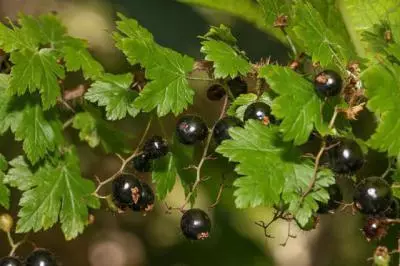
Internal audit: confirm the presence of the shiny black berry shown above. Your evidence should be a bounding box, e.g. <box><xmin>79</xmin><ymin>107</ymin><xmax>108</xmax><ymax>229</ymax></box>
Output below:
<box><xmin>25</xmin><ymin>249</ymin><xmax>57</xmax><ymax>266</ymax></box>
<box><xmin>207</xmin><ymin>84</ymin><xmax>226</xmax><ymax>101</ymax></box>
<box><xmin>176</xmin><ymin>115</ymin><xmax>208</xmax><ymax>145</ymax></box>
<box><xmin>317</xmin><ymin>183</ymin><xmax>343</xmax><ymax>214</ymax></box>
<box><xmin>362</xmin><ymin>217</ymin><xmax>387</xmax><ymax>240</ymax></box>
<box><xmin>112</xmin><ymin>175</ymin><xmax>142</xmax><ymax>209</ymax></box>
<box><xmin>354</xmin><ymin>176</ymin><xmax>392</xmax><ymax>215</ymax></box>
<box><xmin>213</xmin><ymin>116</ymin><xmax>244</xmax><ymax>145</ymax></box>
<box><xmin>227</xmin><ymin>77</ymin><xmax>247</xmax><ymax>98</ymax></box>
<box><xmin>132</xmin><ymin>153</ymin><xmax>152</xmax><ymax>172</ymax></box>
<box><xmin>384</xmin><ymin>197</ymin><xmax>400</xmax><ymax>219</ymax></box>
<box><xmin>328</xmin><ymin>138</ymin><xmax>364</xmax><ymax>174</ymax></box>
<box><xmin>0</xmin><ymin>257</ymin><xmax>22</xmax><ymax>266</ymax></box>
<box><xmin>314</xmin><ymin>70</ymin><xmax>343</xmax><ymax>97</ymax></box>
<box><xmin>243</xmin><ymin>102</ymin><xmax>275</xmax><ymax>125</ymax></box>
<box><xmin>131</xmin><ymin>182</ymin><xmax>155</xmax><ymax>212</ymax></box>
<box><xmin>181</xmin><ymin>209</ymin><xmax>211</xmax><ymax>240</ymax></box>
<box><xmin>143</xmin><ymin>136</ymin><xmax>168</xmax><ymax>159</ymax></box>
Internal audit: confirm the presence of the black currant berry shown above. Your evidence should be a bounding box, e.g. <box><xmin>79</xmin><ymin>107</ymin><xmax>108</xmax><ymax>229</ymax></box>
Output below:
<box><xmin>132</xmin><ymin>153</ymin><xmax>152</xmax><ymax>172</ymax></box>
<box><xmin>143</xmin><ymin>136</ymin><xmax>168</xmax><ymax>159</ymax></box>
<box><xmin>317</xmin><ymin>184</ymin><xmax>343</xmax><ymax>214</ymax></box>
<box><xmin>0</xmin><ymin>257</ymin><xmax>22</xmax><ymax>266</ymax></box>
<box><xmin>243</xmin><ymin>102</ymin><xmax>275</xmax><ymax>125</ymax></box>
<box><xmin>207</xmin><ymin>84</ymin><xmax>226</xmax><ymax>101</ymax></box>
<box><xmin>314</xmin><ymin>70</ymin><xmax>343</xmax><ymax>97</ymax></box>
<box><xmin>362</xmin><ymin>217</ymin><xmax>387</xmax><ymax>241</ymax></box>
<box><xmin>353</xmin><ymin>176</ymin><xmax>392</xmax><ymax>215</ymax></box>
<box><xmin>213</xmin><ymin>116</ymin><xmax>244</xmax><ymax>145</ymax></box>
<box><xmin>131</xmin><ymin>182</ymin><xmax>155</xmax><ymax>212</ymax></box>
<box><xmin>25</xmin><ymin>249</ymin><xmax>57</xmax><ymax>266</ymax></box>
<box><xmin>181</xmin><ymin>209</ymin><xmax>211</xmax><ymax>240</ymax></box>
<box><xmin>328</xmin><ymin>138</ymin><xmax>364</xmax><ymax>174</ymax></box>
<box><xmin>384</xmin><ymin>197</ymin><xmax>400</xmax><ymax>219</ymax></box>
<box><xmin>227</xmin><ymin>77</ymin><xmax>247</xmax><ymax>98</ymax></box>
<box><xmin>112</xmin><ymin>175</ymin><xmax>142</xmax><ymax>209</ymax></box>
<box><xmin>176</xmin><ymin>115</ymin><xmax>208</xmax><ymax>145</ymax></box>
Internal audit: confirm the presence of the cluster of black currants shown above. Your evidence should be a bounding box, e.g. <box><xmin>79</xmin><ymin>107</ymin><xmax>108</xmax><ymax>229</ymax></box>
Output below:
<box><xmin>0</xmin><ymin>249</ymin><xmax>57</xmax><ymax>266</ymax></box>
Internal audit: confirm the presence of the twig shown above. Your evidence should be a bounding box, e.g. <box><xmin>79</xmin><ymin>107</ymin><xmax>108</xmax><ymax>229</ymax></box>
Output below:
<box><xmin>180</xmin><ymin>95</ymin><xmax>229</xmax><ymax>210</ymax></box>
<box><xmin>62</xmin><ymin>117</ymin><xmax>74</xmax><ymax>130</ymax></box>
<box><xmin>92</xmin><ymin>116</ymin><xmax>153</xmax><ymax>198</ymax></box>
<box><xmin>255</xmin><ymin>211</ymin><xmax>283</xmax><ymax>238</ymax></box>
<box><xmin>281</xmin><ymin>28</ymin><xmax>297</xmax><ymax>57</ymax></box>
<box><xmin>209</xmin><ymin>183</ymin><xmax>225</xmax><ymax>209</ymax></box>
<box><xmin>6</xmin><ymin>232</ymin><xmax>27</xmax><ymax>256</ymax></box>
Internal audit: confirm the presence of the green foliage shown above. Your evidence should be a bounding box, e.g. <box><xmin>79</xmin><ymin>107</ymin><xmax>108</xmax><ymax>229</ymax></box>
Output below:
<box><xmin>14</xmin><ymin>149</ymin><xmax>99</xmax><ymax>240</ymax></box>
<box><xmin>85</xmin><ymin>73</ymin><xmax>139</xmax><ymax>120</ymax></box>
<box><xmin>259</xmin><ymin>65</ymin><xmax>326</xmax><ymax>145</ymax></box>
<box><xmin>257</xmin><ymin>0</ymin><xmax>291</xmax><ymax>27</ymax></box>
<box><xmin>227</xmin><ymin>93</ymin><xmax>272</xmax><ymax>120</ymax></box>
<box><xmin>152</xmin><ymin>153</ymin><xmax>178</xmax><ymax>200</ymax></box>
<box><xmin>113</xmin><ymin>14</ymin><xmax>195</xmax><ymax>117</ymax></box>
<box><xmin>4</xmin><ymin>156</ymin><xmax>34</xmax><ymax>191</ymax></box>
<box><xmin>0</xmin><ymin>154</ymin><xmax>9</xmax><ymax>209</ymax></box>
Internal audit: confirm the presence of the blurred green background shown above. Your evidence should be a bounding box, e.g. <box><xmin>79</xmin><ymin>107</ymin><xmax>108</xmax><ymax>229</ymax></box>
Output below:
<box><xmin>0</xmin><ymin>0</ymin><xmax>395</xmax><ymax>265</ymax></box>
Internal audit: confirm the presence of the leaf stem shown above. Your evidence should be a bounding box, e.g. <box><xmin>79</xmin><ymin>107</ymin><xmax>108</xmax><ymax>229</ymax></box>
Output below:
<box><xmin>281</xmin><ymin>28</ymin><xmax>297</xmax><ymax>57</ymax></box>
<box><xmin>92</xmin><ymin>116</ymin><xmax>154</xmax><ymax>198</ymax></box>
<box><xmin>180</xmin><ymin>95</ymin><xmax>229</xmax><ymax>210</ymax></box>
<box><xmin>6</xmin><ymin>231</ymin><xmax>26</xmax><ymax>256</ymax></box>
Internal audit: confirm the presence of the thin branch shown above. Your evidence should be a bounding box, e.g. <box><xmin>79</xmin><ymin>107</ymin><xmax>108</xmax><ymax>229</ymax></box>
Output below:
<box><xmin>186</xmin><ymin>76</ymin><xmax>216</xmax><ymax>82</ymax></box>
<box><xmin>281</xmin><ymin>28</ymin><xmax>297</xmax><ymax>57</ymax></box>
<box><xmin>92</xmin><ymin>116</ymin><xmax>154</xmax><ymax>198</ymax></box>
<box><xmin>209</xmin><ymin>183</ymin><xmax>225</xmax><ymax>209</ymax></box>
<box><xmin>180</xmin><ymin>95</ymin><xmax>229</xmax><ymax>210</ymax></box>
<box><xmin>6</xmin><ymin>231</ymin><xmax>27</xmax><ymax>256</ymax></box>
<box><xmin>62</xmin><ymin>117</ymin><xmax>74</xmax><ymax>130</ymax></box>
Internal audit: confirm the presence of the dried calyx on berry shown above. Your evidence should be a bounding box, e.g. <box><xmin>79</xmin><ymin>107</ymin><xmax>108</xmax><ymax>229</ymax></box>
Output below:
<box><xmin>0</xmin><ymin>256</ymin><xmax>23</xmax><ymax>266</ymax></box>
<box><xmin>353</xmin><ymin>176</ymin><xmax>392</xmax><ymax>215</ymax></box>
<box><xmin>25</xmin><ymin>249</ymin><xmax>58</xmax><ymax>266</ymax></box>
<box><xmin>243</xmin><ymin>102</ymin><xmax>276</xmax><ymax>125</ymax></box>
<box><xmin>227</xmin><ymin>77</ymin><xmax>247</xmax><ymax>98</ymax></box>
<box><xmin>362</xmin><ymin>217</ymin><xmax>387</xmax><ymax>241</ymax></box>
<box><xmin>314</xmin><ymin>70</ymin><xmax>343</xmax><ymax>97</ymax></box>
<box><xmin>131</xmin><ymin>182</ymin><xmax>155</xmax><ymax>213</ymax></box>
<box><xmin>317</xmin><ymin>183</ymin><xmax>343</xmax><ymax>214</ymax></box>
<box><xmin>143</xmin><ymin>136</ymin><xmax>168</xmax><ymax>160</ymax></box>
<box><xmin>112</xmin><ymin>175</ymin><xmax>142</xmax><ymax>210</ymax></box>
<box><xmin>213</xmin><ymin>116</ymin><xmax>244</xmax><ymax>145</ymax></box>
<box><xmin>207</xmin><ymin>84</ymin><xmax>226</xmax><ymax>101</ymax></box>
<box><xmin>327</xmin><ymin>138</ymin><xmax>364</xmax><ymax>174</ymax></box>
<box><xmin>176</xmin><ymin>115</ymin><xmax>208</xmax><ymax>145</ymax></box>
<box><xmin>132</xmin><ymin>153</ymin><xmax>152</xmax><ymax>172</ymax></box>
<box><xmin>180</xmin><ymin>209</ymin><xmax>211</xmax><ymax>240</ymax></box>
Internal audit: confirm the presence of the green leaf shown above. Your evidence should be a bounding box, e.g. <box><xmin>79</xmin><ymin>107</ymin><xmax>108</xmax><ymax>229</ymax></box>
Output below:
<box><xmin>259</xmin><ymin>65</ymin><xmax>325</xmax><ymax>145</ymax></box>
<box><xmin>14</xmin><ymin>103</ymin><xmax>64</xmax><ymax>164</ymax></box>
<box><xmin>361</xmin><ymin>21</ymin><xmax>392</xmax><ymax>55</ymax></box>
<box><xmin>114</xmin><ymin>15</ymin><xmax>195</xmax><ymax>116</ymax></box>
<box><xmin>0</xmin><ymin>74</ymin><xmax>17</xmax><ymax>134</ymax></box>
<box><xmin>257</xmin><ymin>0</ymin><xmax>291</xmax><ymax>26</ymax></box>
<box><xmin>227</xmin><ymin>93</ymin><xmax>273</xmax><ymax>120</ymax></box>
<box><xmin>362</xmin><ymin>62</ymin><xmax>400</xmax><ymax>156</ymax></box>
<box><xmin>16</xmin><ymin>149</ymin><xmax>100</xmax><ymax>240</ymax></box>
<box><xmin>72</xmin><ymin>110</ymin><xmax>130</xmax><ymax>153</ymax></box>
<box><xmin>9</xmin><ymin>49</ymin><xmax>65</xmax><ymax>109</ymax></box>
<box><xmin>200</xmin><ymin>39</ymin><xmax>251</xmax><ymax>79</ymax></box>
<box><xmin>61</xmin><ymin>37</ymin><xmax>104</xmax><ymax>79</ymax></box>
<box><xmin>200</xmin><ymin>24</ymin><xmax>237</xmax><ymax>45</ymax></box>
<box><xmin>0</xmin><ymin>154</ymin><xmax>9</xmax><ymax>209</ymax></box>
<box><xmin>152</xmin><ymin>153</ymin><xmax>177</xmax><ymax>200</ymax></box>
<box><xmin>283</xmin><ymin>164</ymin><xmax>334</xmax><ymax>227</ymax></box>
<box><xmin>217</xmin><ymin>121</ymin><xmax>296</xmax><ymax>207</ymax></box>
<box><xmin>85</xmin><ymin>73</ymin><xmax>139</xmax><ymax>120</ymax></box>
<box><xmin>292</xmin><ymin>2</ymin><xmax>354</xmax><ymax>68</ymax></box>
<box><xmin>4</xmin><ymin>156</ymin><xmax>34</xmax><ymax>191</ymax></box>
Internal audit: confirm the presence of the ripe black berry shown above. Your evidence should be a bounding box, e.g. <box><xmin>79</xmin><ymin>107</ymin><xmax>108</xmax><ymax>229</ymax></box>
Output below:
<box><xmin>314</xmin><ymin>70</ymin><xmax>343</xmax><ymax>97</ymax></box>
<box><xmin>181</xmin><ymin>209</ymin><xmax>211</xmax><ymax>240</ymax></box>
<box><xmin>353</xmin><ymin>176</ymin><xmax>392</xmax><ymax>215</ymax></box>
<box><xmin>243</xmin><ymin>102</ymin><xmax>275</xmax><ymax>125</ymax></box>
<box><xmin>0</xmin><ymin>257</ymin><xmax>22</xmax><ymax>266</ymax></box>
<box><xmin>213</xmin><ymin>116</ymin><xmax>244</xmax><ymax>145</ymax></box>
<box><xmin>384</xmin><ymin>197</ymin><xmax>400</xmax><ymax>219</ymax></box>
<box><xmin>207</xmin><ymin>84</ymin><xmax>226</xmax><ymax>101</ymax></box>
<box><xmin>112</xmin><ymin>175</ymin><xmax>142</xmax><ymax>209</ymax></box>
<box><xmin>176</xmin><ymin>115</ymin><xmax>208</xmax><ymax>145</ymax></box>
<box><xmin>227</xmin><ymin>77</ymin><xmax>247</xmax><ymax>97</ymax></box>
<box><xmin>317</xmin><ymin>183</ymin><xmax>343</xmax><ymax>214</ymax></box>
<box><xmin>132</xmin><ymin>153</ymin><xmax>152</xmax><ymax>172</ymax></box>
<box><xmin>362</xmin><ymin>217</ymin><xmax>387</xmax><ymax>241</ymax></box>
<box><xmin>131</xmin><ymin>182</ymin><xmax>155</xmax><ymax>212</ymax></box>
<box><xmin>328</xmin><ymin>138</ymin><xmax>364</xmax><ymax>174</ymax></box>
<box><xmin>25</xmin><ymin>249</ymin><xmax>57</xmax><ymax>266</ymax></box>
<box><xmin>143</xmin><ymin>136</ymin><xmax>168</xmax><ymax>159</ymax></box>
